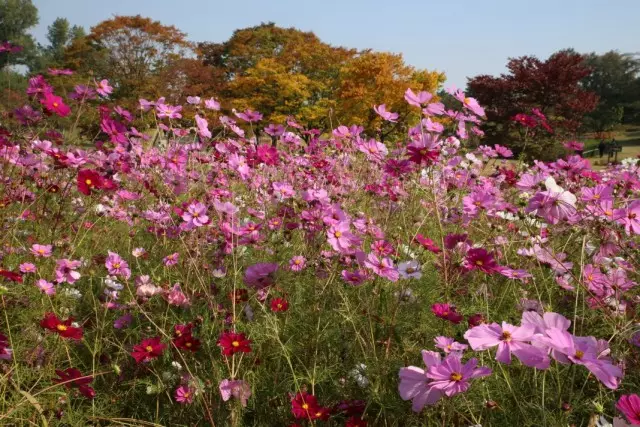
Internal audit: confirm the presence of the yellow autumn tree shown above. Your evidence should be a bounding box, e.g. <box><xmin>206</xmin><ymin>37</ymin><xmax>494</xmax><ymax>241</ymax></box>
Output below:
<box><xmin>336</xmin><ymin>51</ymin><xmax>445</xmax><ymax>134</ymax></box>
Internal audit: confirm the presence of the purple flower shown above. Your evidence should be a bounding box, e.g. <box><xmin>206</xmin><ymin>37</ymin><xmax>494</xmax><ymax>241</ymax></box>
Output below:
<box><xmin>219</xmin><ymin>379</ymin><xmax>252</xmax><ymax>407</ymax></box>
<box><xmin>244</xmin><ymin>263</ymin><xmax>278</xmax><ymax>289</ymax></box>
<box><xmin>426</xmin><ymin>354</ymin><xmax>491</xmax><ymax>397</ymax></box>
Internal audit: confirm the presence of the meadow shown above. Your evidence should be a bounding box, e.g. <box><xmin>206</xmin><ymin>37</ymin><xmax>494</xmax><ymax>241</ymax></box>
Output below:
<box><xmin>0</xmin><ymin>74</ymin><xmax>639</xmax><ymax>427</ymax></box>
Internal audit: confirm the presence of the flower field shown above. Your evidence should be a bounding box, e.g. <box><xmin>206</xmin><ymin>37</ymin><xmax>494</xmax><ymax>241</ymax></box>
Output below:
<box><xmin>1</xmin><ymin>74</ymin><xmax>640</xmax><ymax>426</ymax></box>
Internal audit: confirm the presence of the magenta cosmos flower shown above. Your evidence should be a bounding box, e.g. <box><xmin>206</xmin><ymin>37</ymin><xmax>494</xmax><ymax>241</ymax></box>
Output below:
<box><xmin>327</xmin><ymin>221</ymin><xmax>359</xmax><ymax>253</ymax></box>
<box><xmin>244</xmin><ymin>263</ymin><xmax>278</xmax><ymax>289</ymax></box>
<box><xmin>182</xmin><ymin>201</ymin><xmax>209</xmax><ymax>228</ymax></box>
<box><xmin>364</xmin><ymin>253</ymin><xmax>399</xmax><ymax>282</ymax></box>
<box><xmin>175</xmin><ymin>385</ymin><xmax>195</xmax><ymax>404</ymax></box>
<box><xmin>373</xmin><ymin>104</ymin><xmax>399</xmax><ymax>122</ymax></box>
<box><xmin>616</xmin><ymin>394</ymin><xmax>640</xmax><ymax>425</ymax></box>
<box><xmin>105</xmin><ymin>251</ymin><xmax>131</xmax><ymax>280</ymax></box>
<box><xmin>31</xmin><ymin>244</ymin><xmax>52</xmax><ymax>257</ymax></box>
<box><xmin>426</xmin><ymin>354</ymin><xmax>491</xmax><ymax>397</ymax></box>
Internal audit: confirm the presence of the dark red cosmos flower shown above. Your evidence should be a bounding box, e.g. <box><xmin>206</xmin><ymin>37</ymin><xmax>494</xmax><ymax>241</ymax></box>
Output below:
<box><xmin>270</xmin><ymin>297</ymin><xmax>289</xmax><ymax>313</ymax></box>
<box><xmin>54</xmin><ymin>368</ymin><xmax>95</xmax><ymax>399</ymax></box>
<box><xmin>0</xmin><ymin>268</ymin><xmax>23</xmax><ymax>283</ymax></box>
<box><xmin>173</xmin><ymin>323</ymin><xmax>193</xmax><ymax>338</ymax></box>
<box><xmin>407</xmin><ymin>146</ymin><xmax>439</xmax><ymax>166</ymax></box>
<box><xmin>463</xmin><ymin>247</ymin><xmax>498</xmax><ymax>274</ymax></box>
<box><xmin>431</xmin><ymin>303</ymin><xmax>464</xmax><ymax>324</ymax></box>
<box><xmin>467</xmin><ymin>313</ymin><xmax>486</xmax><ymax>327</ymax></box>
<box><xmin>291</xmin><ymin>392</ymin><xmax>320</xmax><ymax>419</ymax></box>
<box><xmin>173</xmin><ymin>334</ymin><xmax>201</xmax><ymax>352</ymax></box>
<box><xmin>131</xmin><ymin>337</ymin><xmax>166</xmax><ymax>363</ymax></box>
<box><xmin>217</xmin><ymin>332</ymin><xmax>251</xmax><ymax>356</ymax></box>
<box><xmin>77</xmin><ymin>169</ymin><xmax>116</xmax><ymax>196</ymax></box>
<box><xmin>40</xmin><ymin>313</ymin><xmax>83</xmax><ymax>340</ymax></box>
<box><xmin>414</xmin><ymin>234</ymin><xmax>442</xmax><ymax>254</ymax></box>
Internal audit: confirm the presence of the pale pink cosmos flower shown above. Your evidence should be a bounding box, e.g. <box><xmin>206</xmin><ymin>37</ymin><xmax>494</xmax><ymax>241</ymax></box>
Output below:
<box><xmin>105</xmin><ymin>251</ymin><xmax>131</xmax><ymax>280</ymax></box>
<box><xmin>272</xmin><ymin>181</ymin><xmax>296</xmax><ymax>200</ymax></box>
<box><xmin>186</xmin><ymin>96</ymin><xmax>201</xmax><ymax>105</ymax></box>
<box><xmin>364</xmin><ymin>253</ymin><xmax>399</xmax><ymax>282</ymax></box>
<box><xmin>526</xmin><ymin>177</ymin><xmax>577</xmax><ymax>224</ymax></box>
<box><xmin>404</xmin><ymin>88</ymin><xmax>433</xmax><ymax>107</ymax></box>
<box><xmin>373</xmin><ymin>104</ymin><xmax>399</xmax><ymax>122</ymax></box>
<box><xmin>434</xmin><ymin>336</ymin><xmax>468</xmax><ymax>354</ymax></box>
<box><xmin>289</xmin><ymin>256</ymin><xmax>306</xmax><ymax>271</ymax></box>
<box><xmin>132</xmin><ymin>247</ymin><xmax>146</xmax><ymax>258</ymax></box>
<box><xmin>195</xmin><ymin>114</ymin><xmax>212</xmax><ymax>138</ymax></box>
<box><xmin>204</xmin><ymin>97</ymin><xmax>221</xmax><ymax>110</ymax></box>
<box><xmin>614</xmin><ymin>200</ymin><xmax>640</xmax><ymax>235</ymax></box>
<box><xmin>327</xmin><ymin>221</ymin><xmax>359</xmax><ymax>253</ymax></box>
<box><xmin>166</xmin><ymin>283</ymin><xmax>190</xmax><ymax>307</ymax></box>
<box><xmin>398</xmin><ymin>350</ymin><xmax>444</xmax><ymax>412</ymax></box>
<box><xmin>95</xmin><ymin>79</ymin><xmax>113</xmax><ymax>97</ymax></box>
<box><xmin>19</xmin><ymin>263</ymin><xmax>36</xmax><ymax>274</ymax></box>
<box><xmin>219</xmin><ymin>379</ymin><xmax>252</xmax><ymax>407</ymax></box>
<box><xmin>464</xmin><ymin>322</ymin><xmax>550</xmax><ymax>369</ymax></box>
<box><xmin>163</xmin><ymin>253</ymin><xmax>179</xmax><ymax>266</ymax></box>
<box><xmin>31</xmin><ymin>244</ymin><xmax>52</xmax><ymax>258</ymax></box>
<box><xmin>36</xmin><ymin>279</ymin><xmax>55</xmax><ymax>295</ymax></box>
<box><xmin>182</xmin><ymin>202</ymin><xmax>209</xmax><ymax>228</ymax></box>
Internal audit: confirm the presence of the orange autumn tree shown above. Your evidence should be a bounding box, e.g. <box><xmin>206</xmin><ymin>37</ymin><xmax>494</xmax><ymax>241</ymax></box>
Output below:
<box><xmin>65</xmin><ymin>15</ymin><xmax>193</xmax><ymax>103</ymax></box>
<box><xmin>336</xmin><ymin>51</ymin><xmax>445</xmax><ymax>136</ymax></box>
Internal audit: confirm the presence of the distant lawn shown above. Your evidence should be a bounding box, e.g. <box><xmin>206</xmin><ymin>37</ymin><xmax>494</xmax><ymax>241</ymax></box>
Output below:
<box><xmin>580</xmin><ymin>126</ymin><xmax>640</xmax><ymax>168</ymax></box>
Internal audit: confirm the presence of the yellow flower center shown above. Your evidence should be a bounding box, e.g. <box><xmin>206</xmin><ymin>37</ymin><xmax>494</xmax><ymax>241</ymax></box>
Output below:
<box><xmin>476</xmin><ymin>260</ymin><xmax>484</xmax><ymax>266</ymax></box>
<box><xmin>53</xmin><ymin>102</ymin><xmax>59</xmax><ymax>108</ymax></box>
<box><xmin>450</xmin><ymin>372</ymin><xmax>463</xmax><ymax>381</ymax></box>
<box><xmin>302</xmin><ymin>403</ymin><xmax>309</xmax><ymax>410</ymax></box>
<box><xmin>56</xmin><ymin>324</ymin><xmax>68</xmax><ymax>331</ymax></box>
<box><xmin>145</xmin><ymin>345</ymin><xmax>153</xmax><ymax>352</ymax></box>
<box><xmin>85</xmin><ymin>179</ymin><xmax>92</xmax><ymax>185</ymax></box>
<box><xmin>574</xmin><ymin>350</ymin><xmax>584</xmax><ymax>359</ymax></box>
<box><xmin>232</xmin><ymin>341</ymin><xmax>240</xmax><ymax>347</ymax></box>
<box><xmin>501</xmin><ymin>331</ymin><xmax>512</xmax><ymax>342</ymax></box>
<box><xmin>186</xmin><ymin>342</ymin><xmax>192</xmax><ymax>348</ymax></box>
<box><xmin>113</xmin><ymin>263</ymin><xmax>120</xmax><ymax>269</ymax></box>
<box><xmin>294</xmin><ymin>259</ymin><xmax>302</xmax><ymax>265</ymax></box>
<box><xmin>334</xmin><ymin>231</ymin><xmax>342</xmax><ymax>238</ymax></box>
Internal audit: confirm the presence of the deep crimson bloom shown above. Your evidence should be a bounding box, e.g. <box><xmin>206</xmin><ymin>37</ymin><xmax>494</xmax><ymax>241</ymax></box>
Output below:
<box><xmin>77</xmin><ymin>169</ymin><xmax>115</xmax><ymax>195</ymax></box>
<box><xmin>346</xmin><ymin>417</ymin><xmax>368</xmax><ymax>427</ymax></box>
<box><xmin>270</xmin><ymin>298</ymin><xmax>289</xmax><ymax>312</ymax></box>
<box><xmin>131</xmin><ymin>337</ymin><xmax>166</xmax><ymax>363</ymax></box>
<box><xmin>217</xmin><ymin>332</ymin><xmax>251</xmax><ymax>356</ymax></box>
<box><xmin>291</xmin><ymin>392</ymin><xmax>320</xmax><ymax>419</ymax></box>
<box><xmin>173</xmin><ymin>334</ymin><xmax>201</xmax><ymax>352</ymax></box>
<box><xmin>414</xmin><ymin>234</ymin><xmax>441</xmax><ymax>253</ymax></box>
<box><xmin>463</xmin><ymin>248</ymin><xmax>498</xmax><ymax>274</ymax></box>
<box><xmin>407</xmin><ymin>145</ymin><xmax>439</xmax><ymax>165</ymax></box>
<box><xmin>54</xmin><ymin>368</ymin><xmax>95</xmax><ymax>399</ymax></box>
<box><xmin>173</xmin><ymin>323</ymin><xmax>194</xmax><ymax>338</ymax></box>
<box><xmin>431</xmin><ymin>303</ymin><xmax>464</xmax><ymax>324</ymax></box>
<box><xmin>40</xmin><ymin>92</ymin><xmax>71</xmax><ymax>117</ymax></box>
<box><xmin>0</xmin><ymin>268</ymin><xmax>23</xmax><ymax>283</ymax></box>
<box><xmin>467</xmin><ymin>313</ymin><xmax>486</xmax><ymax>327</ymax></box>
<box><xmin>40</xmin><ymin>313</ymin><xmax>83</xmax><ymax>340</ymax></box>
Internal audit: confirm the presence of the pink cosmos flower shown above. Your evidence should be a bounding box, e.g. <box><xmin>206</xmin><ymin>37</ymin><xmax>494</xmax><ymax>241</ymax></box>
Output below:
<box><xmin>55</xmin><ymin>259</ymin><xmax>82</xmax><ymax>284</ymax></box>
<box><xmin>398</xmin><ymin>350</ymin><xmax>444</xmax><ymax>412</ymax></box>
<box><xmin>204</xmin><ymin>97</ymin><xmax>221</xmax><ymax>110</ymax></box>
<box><xmin>19</xmin><ymin>263</ymin><xmax>36</xmax><ymax>274</ymax></box>
<box><xmin>373</xmin><ymin>104</ymin><xmax>399</xmax><ymax>122</ymax></box>
<box><xmin>272</xmin><ymin>181</ymin><xmax>296</xmax><ymax>200</ymax></box>
<box><xmin>404</xmin><ymin>88</ymin><xmax>433</xmax><ymax>107</ymax></box>
<box><xmin>289</xmin><ymin>256</ymin><xmax>306</xmax><ymax>271</ymax></box>
<box><xmin>163</xmin><ymin>253</ymin><xmax>179</xmax><ymax>266</ymax></box>
<box><xmin>95</xmin><ymin>79</ymin><xmax>113</xmax><ymax>97</ymax></box>
<box><xmin>535</xmin><ymin>328</ymin><xmax>623</xmax><ymax>389</ymax></box>
<box><xmin>34</xmin><ymin>239</ymin><xmax>55</xmax><ymax>254</ymax></box>
<box><xmin>175</xmin><ymin>385</ymin><xmax>194</xmax><ymax>404</ymax></box>
<box><xmin>155</xmin><ymin>103</ymin><xmax>182</xmax><ymax>119</ymax></box>
<box><xmin>36</xmin><ymin>279</ymin><xmax>55</xmax><ymax>295</ymax></box>
<box><xmin>614</xmin><ymin>200</ymin><xmax>640</xmax><ymax>235</ymax></box>
<box><xmin>182</xmin><ymin>202</ymin><xmax>209</xmax><ymax>228</ymax></box>
<box><xmin>105</xmin><ymin>251</ymin><xmax>131</xmax><ymax>280</ymax></box>
<box><xmin>364</xmin><ymin>253</ymin><xmax>399</xmax><ymax>282</ymax></box>
<box><xmin>464</xmin><ymin>322</ymin><xmax>550</xmax><ymax>369</ymax></box>
<box><xmin>426</xmin><ymin>354</ymin><xmax>491</xmax><ymax>397</ymax></box>
<box><xmin>166</xmin><ymin>284</ymin><xmax>190</xmax><ymax>307</ymax></box>
<box><xmin>195</xmin><ymin>114</ymin><xmax>212</xmax><ymax>139</ymax></box>
<box><xmin>341</xmin><ymin>269</ymin><xmax>368</xmax><ymax>286</ymax></box>
<box><xmin>526</xmin><ymin>177</ymin><xmax>577</xmax><ymax>225</ymax></box>
<box><xmin>327</xmin><ymin>222</ymin><xmax>359</xmax><ymax>253</ymax></box>
<box><xmin>453</xmin><ymin>89</ymin><xmax>485</xmax><ymax>117</ymax></box>
<box><xmin>186</xmin><ymin>96</ymin><xmax>201</xmax><ymax>104</ymax></box>
<box><xmin>235</xmin><ymin>109</ymin><xmax>263</xmax><ymax>122</ymax></box>
<box><xmin>434</xmin><ymin>336</ymin><xmax>468</xmax><ymax>354</ymax></box>
<box><xmin>219</xmin><ymin>379</ymin><xmax>252</xmax><ymax>407</ymax></box>
<box><xmin>463</xmin><ymin>248</ymin><xmax>498</xmax><ymax>274</ymax></box>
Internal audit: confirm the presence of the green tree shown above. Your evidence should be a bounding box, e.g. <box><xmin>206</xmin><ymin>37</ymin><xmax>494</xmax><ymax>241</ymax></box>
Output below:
<box><xmin>582</xmin><ymin>51</ymin><xmax>640</xmax><ymax>130</ymax></box>
<box><xmin>0</xmin><ymin>0</ymin><xmax>38</xmax><ymax>69</ymax></box>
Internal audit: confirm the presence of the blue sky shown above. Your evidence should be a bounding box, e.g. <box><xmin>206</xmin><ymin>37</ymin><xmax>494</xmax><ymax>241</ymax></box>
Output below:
<box><xmin>31</xmin><ymin>0</ymin><xmax>640</xmax><ymax>88</ymax></box>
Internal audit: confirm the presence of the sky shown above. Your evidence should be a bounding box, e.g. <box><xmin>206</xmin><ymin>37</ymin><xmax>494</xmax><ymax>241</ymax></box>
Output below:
<box><xmin>30</xmin><ymin>0</ymin><xmax>640</xmax><ymax>88</ymax></box>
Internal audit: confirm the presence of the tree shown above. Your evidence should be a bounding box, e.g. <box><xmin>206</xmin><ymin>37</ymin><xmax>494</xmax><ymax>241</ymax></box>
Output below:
<box><xmin>582</xmin><ymin>51</ymin><xmax>640</xmax><ymax>130</ymax></box>
<box><xmin>467</xmin><ymin>50</ymin><xmax>598</xmax><ymax>155</ymax></box>
<box><xmin>336</xmin><ymin>51</ymin><xmax>445</xmax><ymax>134</ymax></box>
<box><xmin>44</xmin><ymin>18</ymin><xmax>85</xmax><ymax>63</ymax></box>
<box><xmin>0</xmin><ymin>0</ymin><xmax>38</xmax><ymax>69</ymax></box>
<box><xmin>198</xmin><ymin>23</ymin><xmax>356</xmax><ymax>126</ymax></box>
<box><xmin>65</xmin><ymin>15</ymin><xmax>192</xmax><ymax>100</ymax></box>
